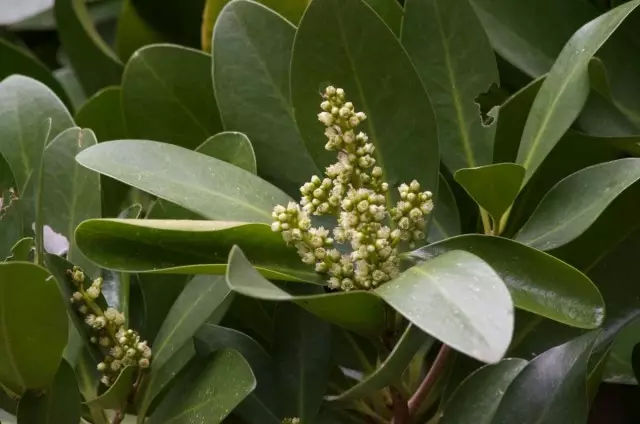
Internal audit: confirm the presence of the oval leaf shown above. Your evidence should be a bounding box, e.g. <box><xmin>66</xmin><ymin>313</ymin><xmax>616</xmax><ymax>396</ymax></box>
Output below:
<box><xmin>428</xmin><ymin>174</ymin><xmax>461</xmax><ymax>243</ymax></box>
<box><xmin>75</xmin><ymin>86</ymin><xmax>128</xmax><ymax>142</ymax></box>
<box><xmin>376</xmin><ymin>250</ymin><xmax>514</xmax><ymax>363</ymax></box>
<box><xmin>516</xmin><ymin>158</ymin><xmax>640</xmax><ymax>250</ymax></box>
<box><xmin>197</xmin><ymin>132</ymin><xmax>257</xmax><ymax>174</ymax></box>
<box><xmin>75</xmin><ymin>139</ymin><xmax>292</xmax><ymax>222</ymax></box>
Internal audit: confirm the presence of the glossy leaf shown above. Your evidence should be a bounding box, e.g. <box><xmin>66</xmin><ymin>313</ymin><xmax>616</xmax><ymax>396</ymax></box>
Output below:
<box><xmin>363</xmin><ymin>0</ymin><xmax>403</xmax><ymax>35</ymax></box>
<box><xmin>440</xmin><ymin>358</ymin><xmax>528</xmax><ymax>424</ymax></box>
<box><xmin>5</xmin><ymin>238</ymin><xmax>33</xmax><ymax>262</ymax></box>
<box><xmin>412</xmin><ymin>235</ymin><xmax>604</xmax><ymax>329</ymax></box>
<box><xmin>213</xmin><ymin>0</ymin><xmax>318</xmax><ymax>195</ymax></box>
<box><xmin>402</xmin><ymin>0</ymin><xmax>499</xmax><ymax>172</ymax></box>
<box><xmin>0</xmin><ymin>262</ymin><xmax>67</xmax><ymax>393</ymax></box>
<box><xmin>16</xmin><ymin>360</ymin><xmax>80</xmax><ymax>424</ymax></box>
<box><xmin>515</xmin><ymin>0</ymin><xmax>640</xmax><ymax>184</ymax></box>
<box><xmin>75</xmin><ymin>219</ymin><xmax>316</xmax><ymax>282</ymax></box>
<box><xmin>226</xmin><ymin>246</ymin><xmax>386</xmax><ymax>335</ymax></box>
<box><xmin>274</xmin><ymin>302</ymin><xmax>331</xmax><ymax>423</ymax></box>
<box><xmin>123</xmin><ymin>44</ymin><xmax>222</xmax><ymax>149</ymax></box>
<box><xmin>148</xmin><ymin>349</ymin><xmax>256</xmax><ymax>424</ymax></box>
<box><xmin>84</xmin><ymin>367</ymin><xmax>133</xmax><ymax>410</ymax></box>
<box><xmin>197</xmin><ymin>132</ymin><xmax>256</xmax><ymax>174</ymax></box>
<box><xmin>75</xmin><ymin>139</ymin><xmax>292</xmax><ymax>222</ymax></box>
<box><xmin>428</xmin><ymin>174</ymin><xmax>461</xmax><ymax>243</ymax></box>
<box><xmin>0</xmin><ymin>38</ymin><xmax>70</xmax><ymax>106</ymax></box>
<box><xmin>291</xmin><ymin>0</ymin><xmax>439</xmax><ymax>212</ymax></box>
<box><xmin>0</xmin><ymin>75</ymin><xmax>73</xmax><ymax>194</ymax></box>
<box><xmin>516</xmin><ymin>158</ymin><xmax>640</xmax><ymax>250</ymax></box>
<box><xmin>454</xmin><ymin>163</ymin><xmax>525</xmax><ymax>225</ymax></box>
<box><xmin>377</xmin><ymin>250</ymin><xmax>513</xmax><ymax>363</ymax></box>
<box><xmin>151</xmin><ymin>275</ymin><xmax>233</xmax><ymax>371</ymax></box>
<box><xmin>55</xmin><ymin>0</ymin><xmax>123</xmax><ymax>95</ymax></box>
<box><xmin>327</xmin><ymin>324</ymin><xmax>428</xmax><ymax>401</ymax></box>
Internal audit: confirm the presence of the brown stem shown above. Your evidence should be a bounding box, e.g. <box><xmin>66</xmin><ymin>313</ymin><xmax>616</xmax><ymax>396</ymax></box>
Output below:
<box><xmin>407</xmin><ymin>345</ymin><xmax>452</xmax><ymax>417</ymax></box>
<box><xmin>111</xmin><ymin>410</ymin><xmax>124</xmax><ymax>424</ymax></box>
<box><xmin>390</xmin><ymin>386</ymin><xmax>409</xmax><ymax>424</ymax></box>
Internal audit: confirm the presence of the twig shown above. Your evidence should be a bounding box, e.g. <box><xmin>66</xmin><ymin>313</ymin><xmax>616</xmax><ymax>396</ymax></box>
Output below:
<box><xmin>390</xmin><ymin>387</ymin><xmax>410</xmax><ymax>424</ymax></box>
<box><xmin>111</xmin><ymin>410</ymin><xmax>124</xmax><ymax>424</ymax></box>
<box><xmin>407</xmin><ymin>345</ymin><xmax>452</xmax><ymax>417</ymax></box>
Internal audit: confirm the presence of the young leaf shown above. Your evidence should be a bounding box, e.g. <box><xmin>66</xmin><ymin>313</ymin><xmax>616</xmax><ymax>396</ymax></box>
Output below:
<box><xmin>54</xmin><ymin>0</ymin><xmax>123</xmax><ymax>95</ymax></box>
<box><xmin>428</xmin><ymin>174</ymin><xmax>461</xmax><ymax>243</ymax></box>
<box><xmin>0</xmin><ymin>262</ymin><xmax>68</xmax><ymax>394</ymax></box>
<box><xmin>75</xmin><ymin>140</ymin><xmax>292</xmax><ymax>222</ymax></box>
<box><xmin>84</xmin><ymin>367</ymin><xmax>134</xmax><ymax>410</ymax></box>
<box><xmin>148</xmin><ymin>349</ymin><xmax>256</xmax><ymax>424</ymax></box>
<box><xmin>515</xmin><ymin>0</ymin><xmax>640</xmax><ymax>184</ymax></box>
<box><xmin>212</xmin><ymin>0</ymin><xmax>319</xmax><ymax>195</ymax></box>
<box><xmin>454</xmin><ymin>163</ymin><xmax>525</xmax><ymax>227</ymax></box>
<box><xmin>516</xmin><ymin>158</ymin><xmax>640</xmax><ymax>250</ymax></box>
<box><xmin>116</xmin><ymin>0</ymin><xmax>168</xmax><ymax>61</ymax></box>
<box><xmin>402</xmin><ymin>0</ymin><xmax>499</xmax><ymax>172</ymax></box>
<box><xmin>16</xmin><ymin>360</ymin><xmax>81</xmax><ymax>424</ymax></box>
<box><xmin>5</xmin><ymin>238</ymin><xmax>33</xmax><ymax>262</ymax></box>
<box><xmin>291</xmin><ymin>0</ymin><xmax>439</xmax><ymax>208</ymax></box>
<box><xmin>197</xmin><ymin>132</ymin><xmax>257</xmax><ymax>174</ymax></box>
<box><xmin>226</xmin><ymin>246</ymin><xmax>386</xmax><ymax>335</ymax></box>
<box><xmin>75</xmin><ymin>219</ymin><xmax>317</xmax><ymax>282</ymax></box>
<box><xmin>376</xmin><ymin>250</ymin><xmax>514</xmax><ymax>363</ymax></box>
<box><xmin>274</xmin><ymin>302</ymin><xmax>331</xmax><ymax>423</ymax></box>
<box><xmin>122</xmin><ymin>44</ymin><xmax>222</xmax><ymax>149</ymax></box>
<box><xmin>412</xmin><ymin>235</ymin><xmax>605</xmax><ymax>329</ymax></box>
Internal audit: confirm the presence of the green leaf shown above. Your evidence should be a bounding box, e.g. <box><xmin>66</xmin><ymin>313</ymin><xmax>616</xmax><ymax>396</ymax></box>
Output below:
<box><xmin>0</xmin><ymin>262</ymin><xmax>68</xmax><ymax>393</ymax></box>
<box><xmin>194</xmin><ymin>324</ymin><xmax>281</xmax><ymax>424</ymax></box>
<box><xmin>84</xmin><ymin>366</ymin><xmax>134</xmax><ymax>410</ymax></box>
<box><xmin>53</xmin><ymin>67</ymin><xmax>87</xmax><ymax>113</ymax></box>
<box><xmin>402</xmin><ymin>0</ymin><xmax>499</xmax><ymax>172</ymax></box>
<box><xmin>428</xmin><ymin>174</ymin><xmax>461</xmax><ymax>243</ymax></box>
<box><xmin>16</xmin><ymin>360</ymin><xmax>81</xmax><ymax>424</ymax></box>
<box><xmin>148</xmin><ymin>349</ymin><xmax>256</xmax><ymax>424</ymax></box>
<box><xmin>212</xmin><ymin>0</ymin><xmax>319</xmax><ymax>196</ymax></box>
<box><xmin>291</xmin><ymin>0</ymin><xmax>439</xmax><ymax>213</ymax></box>
<box><xmin>122</xmin><ymin>44</ymin><xmax>222</xmax><ymax>149</ymax></box>
<box><xmin>5</xmin><ymin>238</ymin><xmax>33</xmax><ymax>262</ymax></box>
<box><xmin>75</xmin><ymin>140</ymin><xmax>292</xmax><ymax>222</ymax></box>
<box><xmin>377</xmin><ymin>250</ymin><xmax>513</xmax><ymax>363</ymax></box>
<box><xmin>54</xmin><ymin>0</ymin><xmax>123</xmax><ymax>95</ymax></box>
<box><xmin>440</xmin><ymin>358</ymin><xmax>528</xmax><ymax>424</ymax></box>
<box><xmin>327</xmin><ymin>324</ymin><xmax>428</xmax><ymax>401</ymax></box>
<box><xmin>131</xmin><ymin>0</ymin><xmax>206</xmax><ymax>48</ymax></box>
<box><xmin>412</xmin><ymin>235</ymin><xmax>604</xmax><ymax>329</ymax></box>
<box><xmin>515</xmin><ymin>0</ymin><xmax>640</xmax><ymax>184</ymax></box>
<box><xmin>273</xmin><ymin>302</ymin><xmax>331</xmax><ymax>422</ymax></box>
<box><xmin>516</xmin><ymin>158</ymin><xmax>640</xmax><ymax>250</ymax></box>
<box><xmin>0</xmin><ymin>190</ymin><xmax>24</xmax><ymax>264</ymax></box>
<box><xmin>75</xmin><ymin>87</ymin><xmax>127</xmax><ymax>142</ymax></box>
<box><xmin>0</xmin><ymin>38</ymin><xmax>70</xmax><ymax>107</ymax></box>
<box><xmin>151</xmin><ymin>275</ymin><xmax>234</xmax><ymax>371</ymax></box>
<box><xmin>492</xmin><ymin>331</ymin><xmax>600</xmax><ymax>423</ymax></box>
<box><xmin>116</xmin><ymin>0</ymin><xmax>168</xmax><ymax>61</ymax></box>
<box><xmin>75</xmin><ymin>219</ymin><xmax>317</xmax><ymax>282</ymax></box>
<box><xmin>226</xmin><ymin>246</ymin><xmax>386</xmax><ymax>335</ymax></box>
<box><xmin>632</xmin><ymin>341</ymin><xmax>640</xmax><ymax>384</ymax></box>
<box><xmin>362</xmin><ymin>0</ymin><xmax>403</xmax><ymax>35</ymax></box>
<box><xmin>197</xmin><ymin>132</ymin><xmax>257</xmax><ymax>174</ymax></box>
<box><xmin>0</xmin><ymin>75</ymin><xmax>73</xmax><ymax>194</ymax></box>
<box><xmin>454</xmin><ymin>163</ymin><xmax>525</xmax><ymax>225</ymax></box>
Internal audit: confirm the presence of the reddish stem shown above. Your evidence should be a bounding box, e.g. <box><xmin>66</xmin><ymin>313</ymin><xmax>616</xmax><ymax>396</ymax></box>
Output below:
<box><xmin>407</xmin><ymin>345</ymin><xmax>452</xmax><ymax>417</ymax></box>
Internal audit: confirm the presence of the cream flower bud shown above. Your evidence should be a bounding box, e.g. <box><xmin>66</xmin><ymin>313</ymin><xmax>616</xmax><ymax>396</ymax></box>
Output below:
<box><xmin>86</xmin><ymin>286</ymin><xmax>100</xmax><ymax>299</ymax></box>
<box><xmin>139</xmin><ymin>358</ymin><xmax>150</xmax><ymax>368</ymax></box>
<box><xmin>78</xmin><ymin>305</ymin><xmax>88</xmax><ymax>315</ymax></box>
<box><xmin>321</xmin><ymin>100</ymin><xmax>331</xmax><ymax>111</ymax></box>
<box><xmin>99</xmin><ymin>337</ymin><xmax>110</xmax><ymax>347</ymax></box>
<box><xmin>97</xmin><ymin>362</ymin><xmax>107</xmax><ymax>371</ymax></box>
<box><xmin>318</xmin><ymin>112</ymin><xmax>334</xmax><ymax>126</ymax></box>
<box><xmin>410</xmin><ymin>180</ymin><xmax>421</xmax><ymax>192</ymax></box>
<box><xmin>336</xmin><ymin>88</ymin><xmax>345</xmax><ymax>97</ymax></box>
<box><xmin>111</xmin><ymin>360</ymin><xmax>121</xmax><ymax>371</ymax></box>
<box><xmin>326</xmin><ymin>86</ymin><xmax>337</xmax><ymax>96</ymax></box>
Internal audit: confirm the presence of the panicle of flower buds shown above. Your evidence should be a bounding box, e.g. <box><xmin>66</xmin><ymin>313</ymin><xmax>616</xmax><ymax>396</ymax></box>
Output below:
<box><xmin>272</xmin><ymin>86</ymin><xmax>434</xmax><ymax>291</ymax></box>
<box><xmin>68</xmin><ymin>266</ymin><xmax>151</xmax><ymax>386</ymax></box>
<box><xmin>282</xmin><ymin>419</ymin><xmax>300</xmax><ymax>424</ymax></box>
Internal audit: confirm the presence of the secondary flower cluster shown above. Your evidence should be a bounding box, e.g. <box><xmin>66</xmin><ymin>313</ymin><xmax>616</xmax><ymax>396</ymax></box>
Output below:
<box><xmin>272</xmin><ymin>86</ymin><xmax>433</xmax><ymax>291</ymax></box>
<box><xmin>68</xmin><ymin>267</ymin><xmax>152</xmax><ymax>387</ymax></box>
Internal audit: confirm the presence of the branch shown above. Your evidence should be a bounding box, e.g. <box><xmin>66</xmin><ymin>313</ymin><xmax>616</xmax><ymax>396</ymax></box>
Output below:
<box><xmin>408</xmin><ymin>345</ymin><xmax>452</xmax><ymax>417</ymax></box>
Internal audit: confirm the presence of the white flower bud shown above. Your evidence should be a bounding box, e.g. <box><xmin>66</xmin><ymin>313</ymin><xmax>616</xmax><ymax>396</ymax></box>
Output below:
<box><xmin>78</xmin><ymin>305</ymin><xmax>88</xmax><ymax>315</ymax></box>
<box><xmin>315</xmin><ymin>262</ymin><xmax>328</xmax><ymax>273</ymax></box>
<box><xmin>104</xmin><ymin>308</ymin><xmax>118</xmax><ymax>321</ymax></box>
<box><xmin>318</xmin><ymin>112</ymin><xmax>334</xmax><ymax>126</ymax></box>
<box><xmin>85</xmin><ymin>315</ymin><xmax>96</xmax><ymax>326</ymax></box>
<box><xmin>410</xmin><ymin>180</ymin><xmax>420</xmax><ymax>192</ymax></box>
<box><xmin>271</xmin><ymin>221</ymin><xmax>282</xmax><ymax>232</ymax></box>
<box><xmin>356</xmin><ymin>112</ymin><xmax>367</xmax><ymax>121</ymax></box>
<box><xmin>321</xmin><ymin>100</ymin><xmax>331</xmax><ymax>111</ymax></box>
<box><xmin>357</xmin><ymin>200</ymin><xmax>369</xmax><ymax>212</ymax></box>
<box><xmin>336</xmin><ymin>88</ymin><xmax>345</xmax><ymax>98</ymax></box>
<box><xmin>115</xmin><ymin>313</ymin><xmax>126</xmax><ymax>326</ymax></box>
<box><xmin>86</xmin><ymin>286</ymin><xmax>100</xmax><ymax>299</ymax></box>
<box><xmin>94</xmin><ymin>316</ymin><xmax>106</xmax><ymax>329</ymax></box>
<box><xmin>97</xmin><ymin>362</ymin><xmax>107</xmax><ymax>371</ymax></box>
<box><xmin>326</xmin><ymin>86</ymin><xmax>337</xmax><ymax>96</ymax></box>
<box><xmin>139</xmin><ymin>358</ymin><xmax>150</xmax><ymax>368</ymax></box>
<box><xmin>110</xmin><ymin>360</ymin><xmax>121</xmax><ymax>371</ymax></box>
<box><xmin>349</xmin><ymin>116</ymin><xmax>360</xmax><ymax>127</ymax></box>
<box><xmin>99</xmin><ymin>337</ymin><xmax>110</xmax><ymax>347</ymax></box>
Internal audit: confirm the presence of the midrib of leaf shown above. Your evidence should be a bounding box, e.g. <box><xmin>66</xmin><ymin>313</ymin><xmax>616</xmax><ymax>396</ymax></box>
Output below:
<box><xmin>66</xmin><ymin>130</ymin><xmax>82</xmax><ymax>261</ymax></box>
<box><xmin>433</xmin><ymin>0</ymin><xmax>476</xmax><ymax>168</ymax></box>
<box><xmin>0</xmin><ymin>283</ymin><xmax>24</xmax><ymax>390</ymax></box>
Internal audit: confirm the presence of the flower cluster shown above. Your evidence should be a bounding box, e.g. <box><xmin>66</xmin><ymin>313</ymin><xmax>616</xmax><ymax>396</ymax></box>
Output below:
<box><xmin>68</xmin><ymin>267</ymin><xmax>151</xmax><ymax>386</ymax></box>
<box><xmin>282</xmin><ymin>419</ymin><xmax>300</xmax><ymax>424</ymax></box>
<box><xmin>272</xmin><ymin>86</ymin><xmax>433</xmax><ymax>291</ymax></box>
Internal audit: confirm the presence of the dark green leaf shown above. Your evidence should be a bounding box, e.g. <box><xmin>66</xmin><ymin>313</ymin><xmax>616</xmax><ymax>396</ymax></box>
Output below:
<box><xmin>213</xmin><ymin>0</ymin><xmax>319</xmax><ymax>195</ymax></box>
<box><xmin>0</xmin><ymin>75</ymin><xmax>73</xmax><ymax>194</ymax></box>
<box><xmin>0</xmin><ymin>262</ymin><xmax>67</xmax><ymax>393</ymax></box>
<box><xmin>428</xmin><ymin>174</ymin><xmax>461</xmax><ymax>243</ymax></box>
<box><xmin>377</xmin><ymin>250</ymin><xmax>513</xmax><ymax>363</ymax></box>
<box><xmin>116</xmin><ymin>0</ymin><xmax>168</xmax><ymax>61</ymax></box>
<box><xmin>402</xmin><ymin>0</ymin><xmax>498</xmax><ymax>172</ymax></box>
<box><xmin>274</xmin><ymin>302</ymin><xmax>331</xmax><ymax>423</ymax></box>
<box><xmin>84</xmin><ymin>367</ymin><xmax>134</xmax><ymax>410</ymax></box>
<box><xmin>291</xmin><ymin>0</ymin><xmax>439</xmax><ymax>214</ymax></box>
<box><xmin>122</xmin><ymin>44</ymin><xmax>222</xmax><ymax>149</ymax></box>
<box><xmin>75</xmin><ymin>86</ymin><xmax>127</xmax><ymax>142</ymax></box>
<box><xmin>5</xmin><ymin>238</ymin><xmax>33</xmax><ymax>262</ymax></box>
<box><xmin>362</xmin><ymin>0</ymin><xmax>403</xmax><ymax>35</ymax></box>
<box><xmin>632</xmin><ymin>342</ymin><xmax>640</xmax><ymax>384</ymax></box>
<box><xmin>148</xmin><ymin>349</ymin><xmax>256</xmax><ymax>424</ymax></box>
<box><xmin>197</xmin><ymin>132</ymin><xmax>257</xmax><ymax>174</ymax></box>
<box><xmin>227</xmin><ymin>246</ymin><xmax>386</xmax><ymax>335</ymax></box>
<box><xmin>440</xmin><ymin>358</ymin><xmax>527</xmax><ymax>424</ymax></box>
<box><xmin>515</xmin><ymin>1</ymin><xmax>640</xmax><ymax>184</ymax></box>
<box><xmin>75</xmin><ymin>140</ymin><xmax>292</xmax><ymax>222</ymax></box>
<box><xmin>131</xmin><ymin>0</ymin><xmax>205</xmax><ymax>48</ymax></box>
<box><xmin>0</xmin><ymin>191</ymin><xmax>24</xmax><ymax>260</ymax></box>
<box><xmin>55</xmin><ymin>0</ymin><xmax>124</xmax><ymax>95</ymax></box>
<box><xmin>327</xmin><ymin>324</ymin><xmax>428</xmax><ymax>401</ymax></box>
<box><xmin>75</xmin><ymin>219</ymin><xmax>317</xmax><ymax>282</ymax></box>
<box><xmin>17</xmin><ymin>360</ymin><xmax>81</xmax><ymax>424</ymax></box>
<box><xmin>412</xmin><ymin>235</ymin><xmax>604</xmax><ymax>329</ymax></box>
<box><xmin>516</xmin><ymin>158</ymin><xmax>640</xmax><ymax>250</ymax></box>
<box><xmin>454</xmin><ymin>163</ymin><xmax>525</xmax><ymax>225</ymax></box>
